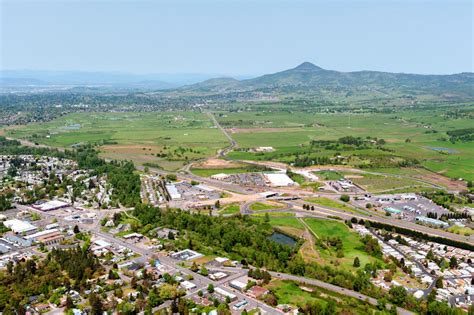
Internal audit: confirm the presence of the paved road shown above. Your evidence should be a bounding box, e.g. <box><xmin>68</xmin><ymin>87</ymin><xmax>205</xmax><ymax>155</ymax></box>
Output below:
<box><xmin>206</xmin><ymin>111</ymin><xmax>237</xmax><ymax>158</ymax></box>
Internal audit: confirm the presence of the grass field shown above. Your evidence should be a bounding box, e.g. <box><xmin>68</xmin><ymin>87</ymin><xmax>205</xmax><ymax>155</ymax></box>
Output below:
<box><xmin>447</xmin><ymin>225</ymin><xmax>473</xmax><ymax>236</ymax></box>
<box><xmin>190</xmin><ymin>167</ymin><xmax>256</xmax><ymax>177</ymax></box>
<box><xmin>5</xmin><ymin>111</ymin><xmax>228</xmax><ymax>170</ymax></box>
<box><xmin>221</xmin><ymin>108</ymin><xmax>474</xmax><ymax>181</ymax></box>
<box><xmin>304</xmin><ymin>197</ymin><xmax>363</xmax><ymax>214</ymax></box>
<box><xmin>349</xmin><ymin>173</ymin><xmax>432</xmax><ymax>193</ymax></box>
<box><xmin>266</xmin><ymin>280</ymin><xmax>379</xmax><ymax>313</ymax></box>
<box><xmin>249</xmin><ymin>201</ymin><xmax>284</xmax><ymax>211</ymax></box>
<box><xmin>303</xmin><ymin>218</ymin><xmax>382</xmax><ymax>270</ymax></box>
<box><xmin>218</xmin><ymin>203</ymin><xmax>241</xmax><ymax>215</ymax></box>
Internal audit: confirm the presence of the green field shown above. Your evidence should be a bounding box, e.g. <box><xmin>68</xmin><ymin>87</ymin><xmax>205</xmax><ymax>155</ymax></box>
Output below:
<box><xmin>191</xmin><ymin>167</ymin><xmax>257</xmax><ymax>177</ymax></box>
<box><xmin>249</xmin><ymin>201</ymin><xmax>284</xmax><ymax>211</ymax></box>
<box><xmin>303</xmin><ymin>218</ymin><xmax>382</xmax><ymax>269</ymax></box>
<box><xmin>218</xmin><ymin>203</ymin><xmax>241</xmax><ymax>215</ymax></box>
<box><xmin>304</xmin><ymin>197</ymin><xmax>363</xmax><ymax>214</ymax></box>
<box><xmin>5</xmin><ymin>111</ymin><xmax>228</xmax><ymax>170</ymax></box>
<box><xmin>266</xmin><ymin>280</ymin><xmax>380</xmax><ymax>313</ymax></box>
<box><xmin>349</xmin><ymin>173</ymin><xmax>432</xmax><ymax>193</ymax></box>
<box><xmin>222</xmin><ymin>108</ymin><xmax>474</xmax><ymax>181</ymax></box>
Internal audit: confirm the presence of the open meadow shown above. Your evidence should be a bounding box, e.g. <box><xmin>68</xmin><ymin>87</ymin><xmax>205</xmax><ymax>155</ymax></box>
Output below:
<box><xmin>4</xmin><ymin>111</ymin><xmax>228</xmax><ymax>170</ymax></box>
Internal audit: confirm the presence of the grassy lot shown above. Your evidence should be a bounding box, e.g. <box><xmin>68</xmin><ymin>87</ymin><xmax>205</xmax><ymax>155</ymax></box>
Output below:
<box><xmin>303</xmin><ymin>218</ymin><xmax>383</xmax><ymax>270</ymax></box>
<box><xmin>304</xmin><ymin>197</ymin><xmax>362</xmax><ymax>214</ymax></box>
<box><xmin>5</xmin><ymin>111</ymin><xmax>228</xmax><ymax>170</ymax></box>
<box><xmin>252</xmin><ymin>212</ymin><xmax>295</xmax><ymax>217</ymax></box>
<box><xmin>190</xmin><ymin>167</ymin><xmax>256</xmax><ymax>177</ymax></box>
<box><xmin>349</xmin><ymin>173</ymin><xmax>432</xmax><ymax>193</ymax></box>
<box><xmin>218</xmin><ymin>203</ymin><xmax>241</xmax><ymax>215</ymax></box>
<box><xmin>249</xmin><ymin>201</ymin><xmax>284</xmax><ymax>211</ymax></box>
<box><xmin>447</xmin><ymin>225</ymin><xmax>473</xmax><ymax>236</ymax></box>
<box><xmin>266</xmin><ymin>280</ymin><xmax>380</xmax><ymax>313</ymax></box>
<box><xmin>314</xmin><ymin>170</ymin><xmax>345</xmax><ymax>180</ymax></box>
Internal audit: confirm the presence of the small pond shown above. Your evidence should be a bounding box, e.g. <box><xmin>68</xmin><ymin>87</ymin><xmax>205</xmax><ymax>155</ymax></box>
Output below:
<box><xmin>426</xmin><ymin>147</ymin><xmax>458</xmax><ymax>154</ymax></box>
<box><xmin>269</xmin><ymin>232</ymin><xmax>297</xmax><ymax>247</ymax></box>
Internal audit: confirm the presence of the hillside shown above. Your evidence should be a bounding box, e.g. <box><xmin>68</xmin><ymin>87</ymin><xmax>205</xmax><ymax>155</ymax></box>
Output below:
<box><xmin>178</xmin><ymin>62</ymin><xmax>474</xmax><ymax>99</ymax></box>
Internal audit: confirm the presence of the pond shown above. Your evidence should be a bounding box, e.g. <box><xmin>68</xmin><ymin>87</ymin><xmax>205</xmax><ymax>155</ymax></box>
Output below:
<box><xmin>426</xmin><ymin>146</ymin><xmax>458</xmax><ymax>154</ymax></box>
<box><xmin>269</xmin><ymin>232</ymin><xmax>297</xmax><ymax>247</ymax></box>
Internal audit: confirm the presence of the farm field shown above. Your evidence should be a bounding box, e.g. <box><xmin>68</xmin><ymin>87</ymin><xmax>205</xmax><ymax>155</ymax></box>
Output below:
<box><xmin>4</xmin><ymin>111</ymin><xmax>228</xmax><ymax>170</ymax></box>
<box><xmin>303</xmin><ymin>218</ymin><xmax>383</xmax><ymax>270</ymax></box>
<box><xmin>349</xmin><ymin>173</ymin><xmax>432</xmax><ymax>193</ymax></box>
<box><xmin>221</xmin><ymin>108</ymin><xmax>474</xmax><ymax>181</ymax></box>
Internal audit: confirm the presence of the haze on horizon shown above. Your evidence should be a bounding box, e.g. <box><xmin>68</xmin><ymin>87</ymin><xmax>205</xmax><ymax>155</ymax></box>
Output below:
<box><xmin>1</xmin><ymin>0</ymin><xmax>473</xmax><ymax>76</ymax></box>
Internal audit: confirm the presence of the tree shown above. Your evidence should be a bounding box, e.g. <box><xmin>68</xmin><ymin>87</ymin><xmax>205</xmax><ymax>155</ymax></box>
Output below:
<box><xmin>168</xmin><ymin>231</ymin><xmax>175</xmax><ymax>240</ymax></box>
<box><xmin>207</xmin><ymin>283</ymin><xmax>214</xmax><ymax>293</ymax></box>
<box><xmin>65</xmin><ymin>295</ymin><xmax>74</xmax><ymax>310</ymax></box>
<box><xmin>353</xmin><ymin>257</ymin><xmax>360</xmax><ymax>267</ymax></box>
<box><xmin>435</xmin><ymin>277</ymin><xmax>444</xmax><ymax>289</ymax></box>
<box><xmin>89</xmin><ymin>293</ymin><xmax>103</xmax><ymax>315</ymax></box>
<box><xmin>340</xmin><ymin>195</ymin><xmax>350</xmax><ymax>202</ymax></box>
<box><xmin>200</xmin><ymin>265</ymin><xmax>208</xmax><ymax>276</ymax></box>
<box><xmin>73</xmin><ymin>225</ymin><xmax>80</xmax><ymax>234</ymax></box>
<box><xmin>215</xmin><ymin>200</ymin><xmax>221</xmax><ymax>209</ymax></box>
<box><xmin>388</xmin><ymin>286</ymin><xmax>407</xmax><ymax>306</ymax></box>
<box><xmin>449</xmin><ymin>256</ymin><xmax>458</xmax><ymax>268</ymax></box>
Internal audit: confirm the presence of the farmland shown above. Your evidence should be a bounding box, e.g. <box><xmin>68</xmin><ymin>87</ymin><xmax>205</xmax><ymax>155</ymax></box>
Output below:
<box><xmin>221</xmin><ymin>106</ymin><xmax>474</xmax><ymax>181</ymax></box>
<box><xmin>4</xmin><ymin>111</ymin><xmax>228</xmax><ymax>170</ymax></box>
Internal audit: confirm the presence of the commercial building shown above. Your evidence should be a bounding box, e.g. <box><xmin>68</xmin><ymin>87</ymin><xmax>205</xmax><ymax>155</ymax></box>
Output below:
<box><xmin>264</xmin><ymin>173</ymin><xmax>295</xmax><ymax>187</ymax></box>
<box><xmin>165</xmin><ymin>184</ymin><xmax>181</xmax><ymax>200</ymax></box>
<box><xmin>34</xmin><ymin>200</ymin><xmax>69</xmax><ymax>211</ymax></box>
<box><xmin>25</xmin><ymin>229</ymin><xmax>64</xmax><ymax>245</ymax></box>
<box><xmin>415</xmin><ymin>216</ymin><xmax>449</xmax><ymax>227</ymax></box>
<box><xmin>3</xmin><ymin>219</ymin><xmax>37</xmax><ymax>234</ymax></box>
<box><xmin>384</xmin><ymin>207</ymin><xmax>402</xmax><ymax>215</ymax></box>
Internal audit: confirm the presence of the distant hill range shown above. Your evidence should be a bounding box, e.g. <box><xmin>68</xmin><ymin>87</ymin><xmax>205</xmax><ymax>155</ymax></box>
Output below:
<box><xmin>178</xmin><ymin>62</ymin><xmax>474</xmax><ymax>99</ymax></box>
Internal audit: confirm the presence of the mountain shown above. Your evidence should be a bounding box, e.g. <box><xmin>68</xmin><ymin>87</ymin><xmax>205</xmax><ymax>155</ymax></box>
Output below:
<box><xmin>178</xmin><ymin>62</ymin><xmax>474</xmax><ymax>98</ymax></box>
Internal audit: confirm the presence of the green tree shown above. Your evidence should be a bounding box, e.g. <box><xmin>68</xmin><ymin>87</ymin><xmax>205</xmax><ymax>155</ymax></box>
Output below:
<box><xmin>353</xmin><ymin>257</ymin><xmax>360</xmax><ymax>267</ymax></box>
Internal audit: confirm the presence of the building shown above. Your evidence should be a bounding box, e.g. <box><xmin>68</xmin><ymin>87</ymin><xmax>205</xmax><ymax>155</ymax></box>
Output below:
<box><xmin>415</xmin><ymin>216</ymin><xmax>449</xmax><ymax>227</ymax></box>
<box><xmin>214</xmin><ymin>287</ymin><xmax>237</xmax><ymax>302</ymax></box>
<box><xmin>247</xmin><ymin>285</ymin><xmax>269</xmax><ymax>299</ymax></box>
<box><xmin>210</xmin><ymin>173</ymin><xmax>230</xmax><ymax>181</ymax></box>
<box><xmin>25</xmin><ymin>229</ymin><xmax>64</xmax><ymax>245</ymax></box>
<box><xmin>165</xmin><ymin>184</ymin><xmax>181</xmax><ymax>200</ymax></box>
<box><xmin>384</xmin><ymin>207</ymin><xmax>402</xmax><ymax>215</ymax></box>
<box><xmin>34</xmin><ymin>200</ymin><xmax>69</xmax><ymax>211</ymax></box>
<box><xmin>229</xmin><ymin>280</ymin><xmax>247</xmax><ymax>291</ymax></box>
<box><xmin>264</xmin><ymin>173</ymin><xmax>295</xmax><ymax>187</ymax></box>
<box><xmin>3</xmin><ymin>219</ymin><xmax>37</xmax><ymax>234</ymax></box>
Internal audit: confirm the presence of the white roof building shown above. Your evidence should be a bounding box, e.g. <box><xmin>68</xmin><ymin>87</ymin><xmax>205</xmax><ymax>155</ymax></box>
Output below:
<box><xmin>4</xmin><ymin>219</ymin><xmax>37</xmax><ymax>234</ymax></box>
<box><xmin>264</xmin><ymin>173</ymin><xmax>296</xmax><ymax>187</ymax></box>
<box><xmin>35</xmin><ymin>200</ymin><xmax>69</xmax><ymax>211</ymax></box>
<box><xmin>165</xmin><ymin>184</ymin><xmax>181</xmax><ymax>200</ymax></box>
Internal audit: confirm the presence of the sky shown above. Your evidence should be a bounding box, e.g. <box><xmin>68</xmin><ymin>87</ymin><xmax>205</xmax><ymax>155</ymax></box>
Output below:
<box><xmin>1</xmin><ymin>0</ymin><xmax>473</xmax><ymax>76</ymax></box>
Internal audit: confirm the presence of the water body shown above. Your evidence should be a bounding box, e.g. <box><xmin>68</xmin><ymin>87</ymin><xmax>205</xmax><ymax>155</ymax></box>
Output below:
<box><xmin>269</xmin><ymin>232</ymin><xmax>297</xmax><ymax>247</ymax></box>
<box><xmin>426</xmin><ymin>146</ymin><xmax>458</xmax><ymax>154</ymax></box>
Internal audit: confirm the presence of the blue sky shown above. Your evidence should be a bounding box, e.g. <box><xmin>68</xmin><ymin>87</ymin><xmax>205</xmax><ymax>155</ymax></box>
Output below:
<box><xmin>1</xmin><ymin>0</ymin><xmax>472</xmax><ymax>75</ymax></box>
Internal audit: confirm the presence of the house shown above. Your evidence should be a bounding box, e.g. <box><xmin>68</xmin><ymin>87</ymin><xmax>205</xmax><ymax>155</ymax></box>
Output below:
<box><xmin>247</xmin><ymin>285</ymin><xmax>269</xmax><ymax>299</ymax></box>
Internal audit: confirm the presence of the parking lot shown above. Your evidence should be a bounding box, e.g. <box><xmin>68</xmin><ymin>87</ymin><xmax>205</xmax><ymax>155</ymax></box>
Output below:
<box><xmin>354</xmin><ymin>194</ymin><xmax>450</xmax><ymax>221</ymax></box>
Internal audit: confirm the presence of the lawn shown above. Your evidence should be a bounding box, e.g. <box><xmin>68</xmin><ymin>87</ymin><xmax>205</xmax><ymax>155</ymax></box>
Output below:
<box><xmin>303</xmin><ymin>218</ymin><xmax>383</xmax><ymax>270</ymax></box>
<box><xmin>218</xmin><ymin>203</ymin><xmax>241</xmax><ymax>215</ymax></box>
<box><xmin>304</xmin><ymin>197</ymin><xmax>362</xmax><ymax>214</ymax></box>
<box><xmin>249</xmin><ymin>201</ymin><xmax>284</xmax><ymax>211</ymax></box>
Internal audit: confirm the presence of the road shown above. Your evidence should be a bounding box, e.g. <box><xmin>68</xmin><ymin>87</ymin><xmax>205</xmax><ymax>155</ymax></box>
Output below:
<box><xmin>205</xmin><ymin>111</ymin><xmax>237</xmax><ymax>158</ymax></box>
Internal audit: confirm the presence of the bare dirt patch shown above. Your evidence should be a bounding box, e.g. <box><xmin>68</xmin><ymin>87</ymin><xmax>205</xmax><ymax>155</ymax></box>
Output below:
<box><xmin>194</xmin><ymin>158</ymin><xmax>244</xmax><ymax>169</ymax></box>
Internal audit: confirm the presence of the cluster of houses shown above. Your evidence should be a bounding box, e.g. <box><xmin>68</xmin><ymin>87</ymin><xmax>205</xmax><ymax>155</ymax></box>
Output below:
<box><xmin>0</xmin><ymin>155</ymin><xmax>114</xmax><ymax>209</ymax></box>
<box><xmin>353</xmin><ymin>224</ymin><xmax>473</xmax><ymax>310</ymax></box>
